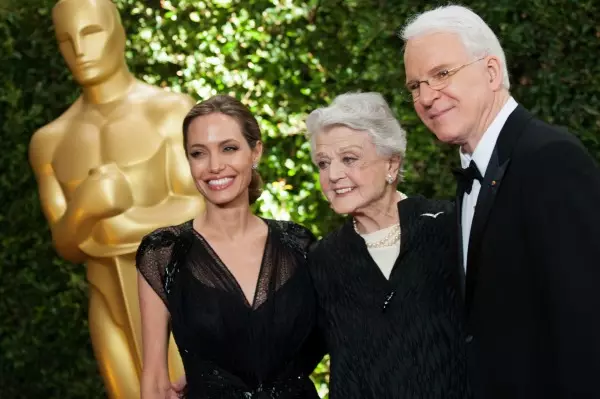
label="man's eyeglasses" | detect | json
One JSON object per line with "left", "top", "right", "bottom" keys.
{"left": 405, "top": 57, "right": 486, "bottom": 102}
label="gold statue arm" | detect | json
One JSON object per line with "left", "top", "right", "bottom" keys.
{"left": 28, "top": 128, "right": 90, "bottom": 263}
{"left": 30, "top": 162, "right": 88, "bottom": 263}
{"left": 113, "top": 136, "right": 202, "bottom": 241}
{"left": 138, "top": 272, "right": 173, "bottom": 398}
{"left": 30, "top": 127, "right": 135, "bottom": 262}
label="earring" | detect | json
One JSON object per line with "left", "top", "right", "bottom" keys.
{"left": 252, "top": 163, "right": 258, "bottom": 170}
{"left": 386, "top": 174, "right": 394, "bottom": 184}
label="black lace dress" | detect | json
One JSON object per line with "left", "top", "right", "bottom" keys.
{"left": 136, "top": 219, "right": 324, "bottom": 399}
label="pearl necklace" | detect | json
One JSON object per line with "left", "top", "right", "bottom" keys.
{"left": 353, "top": 219, "right": 401, "bottom": 248}
{"left": 353, "top": 191, "right": 407, "bottom": 248}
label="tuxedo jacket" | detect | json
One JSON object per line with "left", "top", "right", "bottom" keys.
{"left": 458, "top": 105, "right": 600, "bottom": 399}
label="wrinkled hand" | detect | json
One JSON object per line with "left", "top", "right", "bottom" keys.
{"left": 166, "top": 375, "right": 187, "bottom": 399}
{"left": 76, "top": 163, "right": 134, "bottom": 219}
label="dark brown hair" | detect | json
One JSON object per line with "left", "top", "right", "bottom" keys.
{"left": 182, "top": 95, "right": 263, "bottom": 204}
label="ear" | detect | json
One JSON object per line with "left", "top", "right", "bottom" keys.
{"left": 387, "top": 154, "right": 402, "bottom": 177}
{"left": 252, "top": 141, "right": 263, "bottom": 165}
{"left": 486, "top": 55, "right": 504, "bottom": 91}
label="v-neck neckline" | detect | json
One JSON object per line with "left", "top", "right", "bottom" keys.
{"left": 356, "top": 226, "right": 406, "bottom": 285}
{"left": 348, "top": 197, "right": 415, "bottom": 285}
{"left": 190, "top": 219, "right": 271, "bottom": 309}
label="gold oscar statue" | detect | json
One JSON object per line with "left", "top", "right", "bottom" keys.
{"left": 28, "top": 0, "right": 202, "bottom": 397}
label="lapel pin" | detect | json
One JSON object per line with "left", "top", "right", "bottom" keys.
{"left": 491, "top": 180, "right": 497, "bottom": 186}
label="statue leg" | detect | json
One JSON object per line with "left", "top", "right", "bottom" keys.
{"left": 87, "top": 258, "right": 141, "bottom": 399}
{"left": 87, "top": 256, "right": 185, "bottom": 397}
{"left": 89, "top": 283, "right": 141, "bottom": 399}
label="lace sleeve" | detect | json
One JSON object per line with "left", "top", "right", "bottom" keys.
{"left": 273, "top": 220, "right": 317, "bottom": 255}
{"left": 135, "top": 228, "right": 179, "bottom": 307}
{"left": 290, "top": 223, "right": 317, "bottom": 252}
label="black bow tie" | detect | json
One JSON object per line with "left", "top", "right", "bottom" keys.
{"left": 454, "top": 160, "right": 483, "bottom": 195}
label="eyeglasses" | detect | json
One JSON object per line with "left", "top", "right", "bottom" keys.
{"left": 405, "top": 57, "right": 486, "bottom": 102}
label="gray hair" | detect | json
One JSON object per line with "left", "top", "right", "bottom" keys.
{"left": 400, "top": 5, "right": 510, "bottom": 90}
{"left": 305, "top": 92, "right": 407, "bottom": 176}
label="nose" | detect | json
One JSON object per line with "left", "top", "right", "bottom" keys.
{"left": 417, "top": 83, "right": 440, "bottom": 108}
{"left": 328, "top": 160, "right": 346, "bottom": 183}
{"left": 208, "top": 154, "right": 224, "bottom": 173}
{"left": 71, "top": 35, "right": 84, "bottom": 58}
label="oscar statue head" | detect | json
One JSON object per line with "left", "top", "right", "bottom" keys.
{"left": 52, "top": 0, "right": 127, "bottom": 87}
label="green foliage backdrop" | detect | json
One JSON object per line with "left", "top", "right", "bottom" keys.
{"left": 1, "top": 0, "right": 598, "bottom": 397}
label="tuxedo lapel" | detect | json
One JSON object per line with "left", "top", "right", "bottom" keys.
{"left": 455, "top": 191, "right": 466, "bottom": 300}
{"left": 464, "top": 105, "right": 534, "bottom": 311}
{"left": 464, "top": 150, "right": 508, "bottom": 309}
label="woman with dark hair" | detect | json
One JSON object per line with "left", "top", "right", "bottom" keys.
{"left": 136, "top": 95, "right": 324, "bottom": 399}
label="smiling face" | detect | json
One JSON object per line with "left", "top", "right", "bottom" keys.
{"left": 404, "top": 31, "right": 495, "bottom": 147}
{"left": 52, "top": 0, "right": 125, "bottom": 86}
{"left": 186, "top": 113, "right": 262, "bottom": 207}
{"left": 314, "top": 125, "right": 398, "bottom": 215}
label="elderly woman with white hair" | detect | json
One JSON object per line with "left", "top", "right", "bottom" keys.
{"left": 306, "top": 92, "right": 469, "bottom": 398}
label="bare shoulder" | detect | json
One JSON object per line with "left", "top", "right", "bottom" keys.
{"left": 29, "top": 99, "right": 83, "bottom": 168}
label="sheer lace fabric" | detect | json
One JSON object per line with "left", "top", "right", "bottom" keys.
{"left": 136, "top": 219, "right": 323, "bottom": 398}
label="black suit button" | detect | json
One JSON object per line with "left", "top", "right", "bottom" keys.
{"left": 465, "top": 335, "right": 474, "bottom": 343}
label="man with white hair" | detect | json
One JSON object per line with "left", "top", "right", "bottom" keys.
{"left": 401, "top": 5, "right": 600, "bottom": 398}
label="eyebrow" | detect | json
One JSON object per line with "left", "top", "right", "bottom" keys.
{"left": 55, "top": 24, "right": 104, "bottom": 40}
{"left": 189, "top": 139, "right": 240, "bottom": 149}
{"left": 55, "top": 29, "right": 70, "bottom": 40}
{"left": 314, "top": 145, "right": 363, "bottom": 158}
{"left": 406, "top": 63, "right": 454, "bottom": 83}
{"left": 428, "top": 63, "right": 453, "bottom": 74}
{"left": 81, "top": 24, "right": 104, "bottom": 35}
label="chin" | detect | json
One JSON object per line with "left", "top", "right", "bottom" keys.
{"left": 429, "top": 125, "right": 463, "bottom": 144}
{"left": 203, "top": 187, "right": 248, "bottom": 207}
{"left": 329, "top": 199, "right": 361, "bottom": 216}
{"left": 75, "top": 64, "right": 119, "bottom": 86}
{"left": 205, "top": 193, "right": 236, "bottom": 206}
{"left": 75, "top": 72, "right": 106, "bottom": 86}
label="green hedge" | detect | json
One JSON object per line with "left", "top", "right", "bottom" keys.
{"left": 1, "top": 0, "right": 598, "bottom": 397}
{"left": 0, "top": 1, "right": 104, "bottom": 397}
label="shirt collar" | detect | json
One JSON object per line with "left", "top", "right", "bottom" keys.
{"left": 460, "top": 96, "right": 518, "bottom": 174}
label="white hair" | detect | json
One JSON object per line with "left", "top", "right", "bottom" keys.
{"left": 400, "top": 5, "right": 510, "bottom": 89}
{"left": 305, "top": 92, "right": 407, "bottom": 178}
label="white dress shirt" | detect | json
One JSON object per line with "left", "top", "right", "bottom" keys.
{"left": 460, "top": 97, "right": 518, "bottom": 271}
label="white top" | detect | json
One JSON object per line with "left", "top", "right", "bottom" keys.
{"left": 459, "top": 96, "right": 518, "bottom": 271}
{"left": 360, "top": 225, "right": 401, "bottom": 279}
{"left": 358, "top": 192, "right": 407, "bottom": 279}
